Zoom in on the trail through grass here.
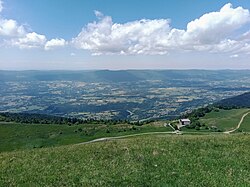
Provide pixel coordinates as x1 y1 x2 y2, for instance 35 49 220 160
0 121 171 152
199 108 249 131
224 111 250 133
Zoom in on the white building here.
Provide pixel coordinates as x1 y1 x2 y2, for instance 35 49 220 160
179 119 191 126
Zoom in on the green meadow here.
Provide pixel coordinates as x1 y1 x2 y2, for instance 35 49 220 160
198 108 250 131
238 113 250 132
1 134 250 187
0 121 172 152
1 108 250 186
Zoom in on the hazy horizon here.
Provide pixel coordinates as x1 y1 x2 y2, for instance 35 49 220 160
1 68 250 71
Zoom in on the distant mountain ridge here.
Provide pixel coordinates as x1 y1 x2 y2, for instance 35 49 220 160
1 70 250 82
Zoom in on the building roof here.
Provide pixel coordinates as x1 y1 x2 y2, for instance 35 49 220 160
180 119 190 122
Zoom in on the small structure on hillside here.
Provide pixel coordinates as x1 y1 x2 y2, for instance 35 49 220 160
179 119 191 126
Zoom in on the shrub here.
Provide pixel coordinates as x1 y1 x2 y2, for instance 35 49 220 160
195 126 200 130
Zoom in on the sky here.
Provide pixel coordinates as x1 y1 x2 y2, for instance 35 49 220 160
0 0 250 70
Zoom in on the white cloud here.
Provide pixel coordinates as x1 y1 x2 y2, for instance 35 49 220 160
11 32 46 49
240 31 250 42
70 52 76 56
0 1 27 38
94 10 104 18
239 43 250 54
73 3 250 55
230 54 239 58
0 0 66 51
72 15 171 55
1 1 250 55
0 14 48 49
0 18 26 37
183 3 250 45
0 0 27 39
0 1 47 49
45 38 67 50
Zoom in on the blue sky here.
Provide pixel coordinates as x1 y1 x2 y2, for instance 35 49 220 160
0 0 250 70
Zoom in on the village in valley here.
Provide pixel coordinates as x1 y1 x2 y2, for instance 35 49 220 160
1 70 250 121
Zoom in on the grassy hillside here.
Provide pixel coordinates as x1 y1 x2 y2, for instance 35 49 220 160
0 121 171 152
1 108 250 153
238 114 250 132
1 134 250 186
198 108 249 131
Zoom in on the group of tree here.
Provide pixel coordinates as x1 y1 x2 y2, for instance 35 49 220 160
181 105 214 121
179 92 250 130
0 112 153 126
179 105 215 130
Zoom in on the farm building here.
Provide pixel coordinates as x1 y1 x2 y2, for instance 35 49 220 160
179 119 191 126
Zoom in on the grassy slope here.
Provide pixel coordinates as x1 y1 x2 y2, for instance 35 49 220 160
238 114 250 132
199 108 249 131
0 121 172 152
1 108 250 152
1 134 250 186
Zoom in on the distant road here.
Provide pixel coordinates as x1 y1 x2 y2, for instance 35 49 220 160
224 111 250 134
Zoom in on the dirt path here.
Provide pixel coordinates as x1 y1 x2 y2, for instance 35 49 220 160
0 122 13 124
77 131 175 145
224 111 250 134
76 111 250 145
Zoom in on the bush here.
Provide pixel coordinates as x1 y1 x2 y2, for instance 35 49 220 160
132 126 137 130
195 126 200 131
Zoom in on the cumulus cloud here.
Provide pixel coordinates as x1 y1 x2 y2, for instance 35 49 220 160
72 16 171 55
0 0 67 51
45 38 67 50
0 0 48 49
0 1 27 38
0 18 50 50
73 3 250 55
0 18 26 37
11 32 46 49
1 1 250 55
183 3 250 45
